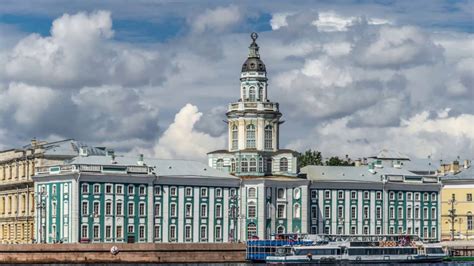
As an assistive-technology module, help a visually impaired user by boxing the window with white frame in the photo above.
[139,225,145,239]
[338,191,344,199]
[277,204,286,218]
[376,206,382,219]
[216,159,224,171]
[363,226,369,235]
[407,206,412,219]
[311,226,318,234]
[311,190,318,200]
[398,207,403,219]
[139,186,146,196]
[215,188,222,198]
[277,188,285,199]
[351,226,356,235]
[231,159,236,172]
[82,201,88,216]
[351,206,356,219]
[230,188,236,196]
[311,206,318,219]
[351,191,357,199]
[93,202,100,215]
[415,192,420,201]
[215,226,222,240]
[294,203,301,219]
[154,225,160,239]
[324,206,330,219]
[52,202,56,217]
[364,191,369,200]
[364,206,369,219]
[246,124,256,148]
[139,202,145,216]
[389,207,394,219]
[154,186,161,196]
[376,226,381,235]
[105,202,112,216]
[247,223,257,239]
[128,202,134,216]
[81,225,88,238]
[128,185,134,195]
[338,206,343,218]
[431,207,436,220]
[279,158,288,172]
[431,193,436,201]
[424,193,429,201]
[170,225,176,240]
[82,184,89,194]
[389,227,394,234]
[201,187,208,197]
[264,125,272,149]
[200,225,207,240]
[116,202,123,216]
[116,225,123,239]
[116,185,123,194]
[170,187,177,197]
[423,207,428,219]
[468,193,473,202]
[407,192,413,201]
[376,191,382,200]
[105,184,112,194]
[216,204,222,218]
[170,203,177,217]
[398,192,403,200]
[277,226,285,234]
[325,190,331,199]
[324,226,330,234]
[185,225,191,241]
[241,158,248,172]
[467,214,473,230]
[105,225,111,239]
[248,187,257,198]
[389,192,394,200]
[248,204,256,218]
[185,203,192,217]
[249,158,257,172]
[249,86,256,101]
[201,204,207,217]
[231,125,238,150]
[431,227,436,238]
[128,225,134,233]
[93,225,99,239]
[415,207,420,219]
[93,184,100,194]
[185,187,192,197]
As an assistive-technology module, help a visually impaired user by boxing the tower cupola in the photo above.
[241,32,266,73]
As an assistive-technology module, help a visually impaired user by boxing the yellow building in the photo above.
[441,160,474,241]
[0,139,105,243]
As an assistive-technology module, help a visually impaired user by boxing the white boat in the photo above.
[265,235,446,264]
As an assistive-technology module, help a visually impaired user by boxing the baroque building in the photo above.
[0,139,103,243]
[33,154,239,243]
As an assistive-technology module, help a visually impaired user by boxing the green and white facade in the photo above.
[33,155,240,243]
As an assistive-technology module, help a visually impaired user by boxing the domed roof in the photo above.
[241,32,266,72]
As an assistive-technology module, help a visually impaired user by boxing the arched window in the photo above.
[247,223,257,239]
[246,124,256,148]
[242,87,247,100]
[231,159,236,173]
[264,125,272,149]
[277,225,285,234]
[241,158,248,172]
[294,203,301,219]
[266,158,272,173]
[216,159,224,171]
[231,125,238,150]
[259,87,263,101]
[249,158,257,172]
[280,158,288,172]
[249,87,256,102]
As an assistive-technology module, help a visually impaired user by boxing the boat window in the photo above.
[426,248,444,254]
[295,248,340,256]
[348,248,417,256]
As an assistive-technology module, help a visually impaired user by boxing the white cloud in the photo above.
[153,104,225,160]
[270,12,292,30]
[190,5,241,34]
[312,11,390,32]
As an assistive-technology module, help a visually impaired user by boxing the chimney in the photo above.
[79,146,89,157]
[450,161,460,173]
[355,159,362,167]
[137,154,144,166]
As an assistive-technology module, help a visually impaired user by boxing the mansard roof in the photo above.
[442,165,474,181]
[370,149,410,160]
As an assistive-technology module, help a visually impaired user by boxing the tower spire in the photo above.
[248,32,260,58]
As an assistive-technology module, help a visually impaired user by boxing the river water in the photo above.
[11,263,473,265]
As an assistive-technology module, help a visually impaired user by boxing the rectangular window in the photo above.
[364,206,369,219]
[170,225,176,240]
[93,202,99,215]
[324,206,330,219]
[154,186,161,195]
[376,191,382,200]
[215,226,222,240]
[116,185,123,194]
[106,185,112,194]
[277,204,286,218]
[389,227,394,234]
[376,207,381,219]
[363,226,369,235]
[200,226,207,240]
[311,190,318,200]
[215,188,222,198]
[398,207,403,219]
[468,216,473,230]
[351,226,356,235]
[389,207,394,219]
[424,193,429,201]
[201,204,208,218]
[81,225,88,238]
[105,225,111,239]
[170,187,177,196]
[82,184,89,194]
[431,193,436,201]
[93,225,99,239]
[185,203,192,217]
[415,207,420,219]
[139,225,145,239]
[154,225,161,239]
[423,208,428,219]
[431,207,436,220]
[277,188,285,199]
[311,206,318,219]
[82,201,88,216]
[389,192,394,200]
[128,185,134,195]
[170,203,177,217]
[407,192,413,201]
[338,191,344,199]
[201,188,208,197]
[93,184,100,194]
[155,203,161,217]
[351,191,357,199]
[216,204,222,218]
[311,226,318,234]
[415,193,420,201]
[407,207,412,219]
[105,202,112,215]
[351,206,356,219]
[128,202,134,216]
[248,205,256,218]
[185,187,192,196]
[376,227,381,235]
[116,202,123,216]
[398,192,403,200]
[325,190,331,199]
[364,191,369,200]
[116,226,122,239]
[185,225,191,241]
[338,206,343,218]
[467,193,473,202]
[249,159,257,172]
[139,203,145,216]
[128,225,134,233]
[139,186,146,196]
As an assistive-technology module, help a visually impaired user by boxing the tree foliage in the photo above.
[325,156,354,166]
[298,149,323,168]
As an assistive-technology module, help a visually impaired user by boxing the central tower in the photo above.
[208,33,298,177]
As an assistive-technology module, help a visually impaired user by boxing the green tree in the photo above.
[298,149,323,168]
[325,156,354,166]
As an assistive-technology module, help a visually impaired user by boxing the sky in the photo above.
[0,0,473,162]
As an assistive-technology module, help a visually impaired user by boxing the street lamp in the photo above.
[447,195,458,241]
[228,193,240,242]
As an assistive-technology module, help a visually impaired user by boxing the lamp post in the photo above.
[447,194,457,241]
[228,193,240,242]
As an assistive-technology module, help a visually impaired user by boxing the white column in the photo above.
[162,186,169,242]
[301,185,308,234]
[287,187,293,233]
[357,191,363,234]
[345,190,350,234]
[332,190,337,233]
[209,188,215,242]
[147,183,153,242]
[193,187,199,242]
[238,118,246,150]
[178,186,184,242]
[223,188,229,242]
[370,191,376,234]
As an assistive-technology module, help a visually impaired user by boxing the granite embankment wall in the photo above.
[0,243,247,264]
